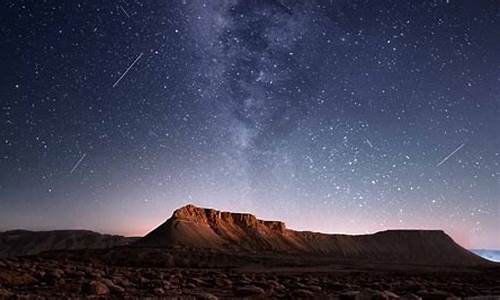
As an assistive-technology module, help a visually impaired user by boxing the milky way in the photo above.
[0,1,499,248]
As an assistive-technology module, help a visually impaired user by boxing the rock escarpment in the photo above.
[137,204,488,266]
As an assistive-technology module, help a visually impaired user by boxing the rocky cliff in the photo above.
[138,204,489,266]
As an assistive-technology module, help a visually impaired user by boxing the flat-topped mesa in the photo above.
[137,204,491,266]
[171,204,286,232]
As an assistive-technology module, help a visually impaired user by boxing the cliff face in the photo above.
[172,204,286,233]
[138,204,290,251]
[137,204,489,266]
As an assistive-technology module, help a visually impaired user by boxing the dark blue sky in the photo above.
[0,0,499,248]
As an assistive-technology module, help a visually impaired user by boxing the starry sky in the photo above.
[1,0,499,249]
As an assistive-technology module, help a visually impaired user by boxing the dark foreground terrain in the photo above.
[0,247,500,299]
[0,247,499,299]
[1,205,499,299]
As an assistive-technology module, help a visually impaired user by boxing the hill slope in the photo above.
[0,230,136,258]
[138,204,489,266]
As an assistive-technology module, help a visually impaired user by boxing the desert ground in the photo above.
[1,205,499,299]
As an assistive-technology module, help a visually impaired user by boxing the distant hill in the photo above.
[137,204,490,266]
[470,249,500,262]
[0,230,137,258]
[0,205,493,267]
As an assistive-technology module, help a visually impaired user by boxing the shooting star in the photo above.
[119,5,130,18]
[366,139,374,148]
[112,52,143,88]
[436,143,465,167]
[70,153,87,174]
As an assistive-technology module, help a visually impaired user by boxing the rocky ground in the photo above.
[1,253,500,299]
[2,206,498,298]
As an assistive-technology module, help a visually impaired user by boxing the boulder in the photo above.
[83,280,110,295]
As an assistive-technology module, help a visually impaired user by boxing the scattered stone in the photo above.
[190,277,208,286]
[309,285,322,292]
[47,268,64,279]
[191,291,219,299]
[184,282,196,289]
[0,288,14,297]
[235,285,266,297]
[162,280,173,289]
[112,276,132,287]
[109,284,125,294]
[153,287,165,295]
[214,277,232,288]
[83,280,110,295]
[267,280,285,290]
[291,288,315,297]
[353,289,386,300]
[384,290,400,299]
[67,270,86,279]
[101,278,114,287]
[417,290,455,300]
[340,291,361,300]
[0,272,37,286]
[138,276,149,285]
[329,281,347,291]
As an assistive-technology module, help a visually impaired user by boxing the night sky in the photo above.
[1,1,499,249]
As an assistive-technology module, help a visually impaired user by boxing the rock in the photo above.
[142,270,159,280]
[164,254,176,267]
[235,285,266,297]
[340,291,360,300]
[309,285,322,292]
[162,280,173,289]
[235,279,252,286]
[100,278,125,294]
[294,282,309,289]
[190,277,208,286]
[47,268,64,279]
[109,284,125,294]
[112,276,132,287]
[291,289,315,298]
[84,280,110,295]
[101,278,114,287]
[0,288,14,297]
[42,270,65,285]
[0,272,37,286]
[184,283,196,289]
[191,291,219,299]
[400,294,422,300]
[417,290,455,300]
[138,276,150,285]
[214,277,232,288]
[153,287,165,295]
[329,282,347,291]
[267,280,285,290]
[125,287,140,295]
[384,290,400,299]
[67,270,86,279]
[33,270,46,280]
[363,289,392,300]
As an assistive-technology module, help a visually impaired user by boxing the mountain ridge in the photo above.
[0,229,137,258]
[137,204,490,266]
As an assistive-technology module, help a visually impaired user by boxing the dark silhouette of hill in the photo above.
[0,230,137,258]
